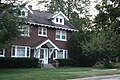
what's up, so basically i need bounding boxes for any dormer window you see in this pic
[54,17,64,25]
[60,18,62,23]
[51,12,69,25]
[18,8,28,18]
[21,11,25,16]
[56,18,59,22]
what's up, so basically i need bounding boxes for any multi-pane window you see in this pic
[54,49,68,59]
[55,18,63,24]
[60,19,62,23]
[57,50,64,59]
[38,27,47,36]
[56,18,59,22]
[18,9,28,18]
[12,46,30,57]
[56,30,67,41]
[19,25,30,37]
[0,49,5,57]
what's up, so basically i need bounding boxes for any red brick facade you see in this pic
[5,25,72,57]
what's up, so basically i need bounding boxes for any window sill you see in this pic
[11,56,30,58]
[55,39,67,41]
[0,55,5,57]
[20,35,30,37]
[38,35,48,37]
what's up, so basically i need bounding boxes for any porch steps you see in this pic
[43,64,55,68]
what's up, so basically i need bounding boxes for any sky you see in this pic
[26,0,102,17]
[2,0,101,17]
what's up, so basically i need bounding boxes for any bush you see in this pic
[0,57,39,68]
[72,55,97,67]
[56,59,74,67]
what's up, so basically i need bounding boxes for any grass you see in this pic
[0,67,120,80]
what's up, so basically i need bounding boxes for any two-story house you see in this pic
[0,7,78,64]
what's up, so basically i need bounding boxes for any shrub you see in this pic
[0,57,39,68]
[72,55,97,67]
[56,59,74,67]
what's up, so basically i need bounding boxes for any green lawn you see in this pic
[0,67,120,80]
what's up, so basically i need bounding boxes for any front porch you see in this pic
[33,39,60,64]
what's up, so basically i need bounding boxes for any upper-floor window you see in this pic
[55,18,63,24]
[38,27,47,36]
[60,18,62,23]
[11,46,30,58]
[0,49,5,57]
[18,9,28,18]
[56,18,59,22]
[19,25,30,37]
[56,30,67,41]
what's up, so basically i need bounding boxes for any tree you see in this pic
[67,31,97,67]
[45,0,91,30]
[95,0,120,33]
[81,29,120,67]
[0,1,26,49]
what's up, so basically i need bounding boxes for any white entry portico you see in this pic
[34,39,59,64]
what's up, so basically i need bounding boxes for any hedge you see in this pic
[56,59,74,67]
[0,57,39,68]
[56,55,97,67]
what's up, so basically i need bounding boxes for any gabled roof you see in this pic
[48,11,69,21]
[28,10,78,32]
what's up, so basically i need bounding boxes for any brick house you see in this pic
[0,7,78,64]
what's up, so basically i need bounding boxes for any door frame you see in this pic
[39,48,48,64]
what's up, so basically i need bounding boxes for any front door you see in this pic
[40,48,48,64]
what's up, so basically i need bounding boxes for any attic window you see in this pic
[56,18,59,22]
[22,11,25,16]
[60,19,62,23]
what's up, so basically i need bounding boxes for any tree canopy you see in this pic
[0,1,27,49]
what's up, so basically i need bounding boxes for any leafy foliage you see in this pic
[0,1,27,49]
[95,0,120,33]
[45,0,91,30]
[0,57,39,68]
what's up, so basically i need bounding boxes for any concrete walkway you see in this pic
[68,74,120,80]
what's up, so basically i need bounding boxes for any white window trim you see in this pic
[53,49,68,59]
[54,18,64,25]
[11,45,30,58]
[0,49,5,57]
[19,9,28,18]
[19,25,30,37]
[56,30,67,41]
[38,27,47,37]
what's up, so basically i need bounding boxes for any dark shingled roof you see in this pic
[28,10,78,31]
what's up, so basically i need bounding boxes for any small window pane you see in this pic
[39,28,42,35]
[57,50,63,59]
[40,49,44,58]
[60,19,62,23]
[19,25,29,36]
[22,11,25,16]
[62,36,65,39]
[17,47,25,57]
[56,18,58,22]
[43,28,47,35]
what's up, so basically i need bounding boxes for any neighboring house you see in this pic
[1,7,78,64]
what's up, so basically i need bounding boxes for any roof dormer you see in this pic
[48,12,69,25]
[19,8,28,18]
